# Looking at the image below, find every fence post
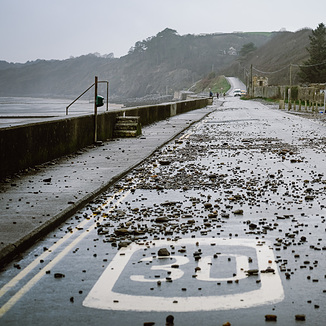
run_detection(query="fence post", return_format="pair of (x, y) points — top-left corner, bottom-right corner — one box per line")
(279, 100), (285, 110)
(288, 88), (291, 111)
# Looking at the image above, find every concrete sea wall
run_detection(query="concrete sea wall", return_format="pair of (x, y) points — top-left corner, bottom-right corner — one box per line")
(0, 98), (209, 179)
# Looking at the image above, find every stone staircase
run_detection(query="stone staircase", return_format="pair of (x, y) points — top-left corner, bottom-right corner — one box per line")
(113, 116), (142, 138)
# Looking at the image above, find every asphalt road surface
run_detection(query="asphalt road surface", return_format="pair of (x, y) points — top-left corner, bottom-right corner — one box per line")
(1, 96), (326, 325)
(226, 77), (246, 95)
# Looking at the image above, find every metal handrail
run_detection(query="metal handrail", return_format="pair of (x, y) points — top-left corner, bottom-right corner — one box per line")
(65, 80), (109, 115)
(98, 80), (109, 112)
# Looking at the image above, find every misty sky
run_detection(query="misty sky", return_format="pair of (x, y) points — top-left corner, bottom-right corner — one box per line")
(1, 0), (325, 63)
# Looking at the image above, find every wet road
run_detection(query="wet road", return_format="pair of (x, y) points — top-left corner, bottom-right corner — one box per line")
(226, 77), (246, 94)
(1, 97), (326, 325)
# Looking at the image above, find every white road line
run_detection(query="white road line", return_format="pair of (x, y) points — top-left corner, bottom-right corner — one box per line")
(0, 190), (130, 318)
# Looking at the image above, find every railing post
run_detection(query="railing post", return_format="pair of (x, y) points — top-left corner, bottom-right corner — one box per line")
(94, 76), (98, 143)
(106, 81), (109, 111)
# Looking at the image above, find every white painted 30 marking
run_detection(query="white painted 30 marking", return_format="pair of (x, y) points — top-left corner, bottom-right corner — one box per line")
(83, 238), (284, 312)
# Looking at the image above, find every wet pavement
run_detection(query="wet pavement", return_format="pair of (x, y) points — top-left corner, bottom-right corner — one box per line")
(1, 97), (326, 325)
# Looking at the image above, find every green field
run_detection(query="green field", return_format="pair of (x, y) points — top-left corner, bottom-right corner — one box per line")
(193, 74), (231, 94)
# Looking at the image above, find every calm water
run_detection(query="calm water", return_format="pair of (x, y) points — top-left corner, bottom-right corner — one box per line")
(0, 97), (122, 128)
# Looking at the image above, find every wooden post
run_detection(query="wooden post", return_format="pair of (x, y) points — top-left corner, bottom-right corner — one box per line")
(279, 100), (284, 110)
(250, 64), (253, 98)
(288, 65), (292, 111)
(94, 76), (98, 143)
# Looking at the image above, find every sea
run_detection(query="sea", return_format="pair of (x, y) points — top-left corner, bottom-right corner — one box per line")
(0, 97), (123, 128)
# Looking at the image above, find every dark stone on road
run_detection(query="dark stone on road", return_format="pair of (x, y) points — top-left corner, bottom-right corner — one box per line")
(54, 273), (65, 278)
(158, 248), (170, 256)
(265, 315), (277, 321)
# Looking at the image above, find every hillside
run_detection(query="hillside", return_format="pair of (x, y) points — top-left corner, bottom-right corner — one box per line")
(0, 29), (274, 102)
(0, 28), (313, 103)
(222, 28), (312, 86)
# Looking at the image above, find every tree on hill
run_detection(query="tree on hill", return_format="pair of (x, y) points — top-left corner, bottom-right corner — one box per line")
(239, 42), (257, 57)
(299, 23), (326, 83)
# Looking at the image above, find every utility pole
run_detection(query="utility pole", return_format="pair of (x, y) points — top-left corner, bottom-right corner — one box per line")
(288, 64), (292, 110)
(94, 76), (98, 143)
(250, 64), (253, 97)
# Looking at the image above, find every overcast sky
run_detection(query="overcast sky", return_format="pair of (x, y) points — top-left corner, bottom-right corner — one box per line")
(1, 0), (325, 63)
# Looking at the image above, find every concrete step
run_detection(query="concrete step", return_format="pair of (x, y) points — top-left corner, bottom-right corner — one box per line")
(114, 115), (141, 137)
(115, 122), (139, 131)
(116, 116), (140, 124)
(113, 129), (140, 138)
